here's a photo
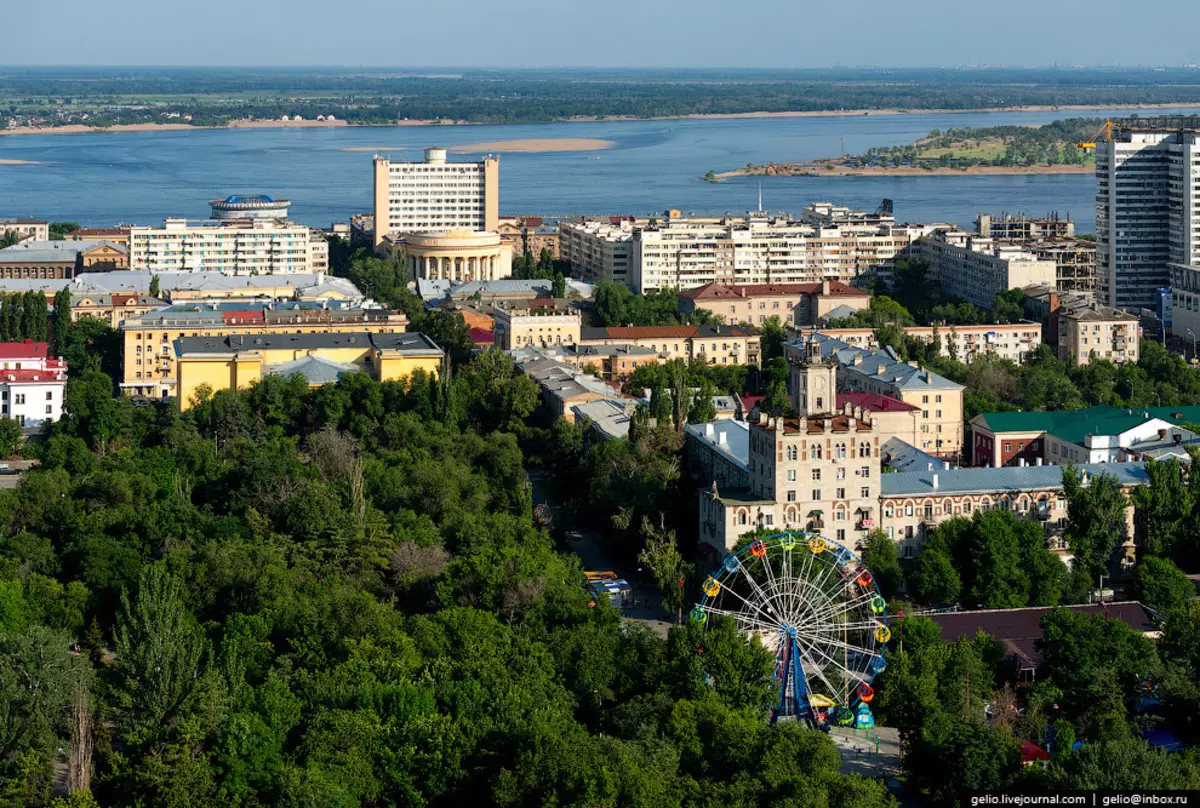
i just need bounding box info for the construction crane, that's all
[1076,120,1113,150]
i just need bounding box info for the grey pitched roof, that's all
[0,240,126,263]
[264,355,360,384]
[881,437,948,473]
[684,420,750,471]
[801,334,964,391]
[572,398,637,440]
[59,271,362,299]
[880,461,1152,497]
[418,278,595,302]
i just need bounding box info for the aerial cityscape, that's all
[4,7,1200,806]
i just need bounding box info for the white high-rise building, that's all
[129,219,328,275]
[1096,120,1200,311]
[372,147,499,246]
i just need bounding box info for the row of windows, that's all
[784,487,872,502]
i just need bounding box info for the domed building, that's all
[210,194,290,220]
[391,229,513,283]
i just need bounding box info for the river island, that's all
[705,117,1103,180]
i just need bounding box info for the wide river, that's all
[4,106,1200,231]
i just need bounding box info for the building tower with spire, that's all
[789,333,839,416]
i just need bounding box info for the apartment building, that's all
[787,335,965,458]
[557,219,635,285]
[677,280,870,326]
[801,201,895,229]
[372,147,499,245]
[121,302,407,399]
[0,341,66,427]
[174,331,442,409]
[813,322,1042,365]
[916,228,1057,309]
[1056,303,1140,365]
[579,324,761,367]
[632,217,917,293]
[975,212,1075,240]
[1096,118,1200,311]
[1169,263,1200,342]
[0,218,49,243]
[129,219,328,275]
[492,299,582,350]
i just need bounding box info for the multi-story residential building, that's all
[579,324,761,367]
[632,217,918,294]
[1095,118,1200,311]
[788,335,965,458]
[813,322,1042,365]
[0,341,66,427]
[492,299,582,350]
[1056,303,1140,365]
[801,201,896,230]
[174,331,442,409]
[561,211,919,293]
[0,240,127,279]
[382,230,512,283]
[558,219,635,285]
[916,228,1058,309]
[1169,263,1200,343]
[129,219,328,275]
[969,405,1200,467]
[497,216,559,260]
[677,280,870,326]
[372,147,499,245]
[69,293,166,327]
[975,212,1075,240]
[121,302,407,399]
[0,218,49,243]
[49,271,363,305]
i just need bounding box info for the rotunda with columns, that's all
[401,230,513,283]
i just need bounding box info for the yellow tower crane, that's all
[1076,120,1113,150]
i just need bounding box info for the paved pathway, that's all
[828,725,902,779]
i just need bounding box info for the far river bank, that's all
[2,101,1198,138]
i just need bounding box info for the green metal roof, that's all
[978,405,1200,444]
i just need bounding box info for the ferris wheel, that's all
[689,532,890,728]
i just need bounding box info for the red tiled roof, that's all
[222,311,265,324]
[594,325,700,339]
[837,392,918,413]
[67,228,129,238]
[738,394,765,412]
[680,281,867,300]
[0,340,48,359]
[469,328,494,345]
[0,368,67,384]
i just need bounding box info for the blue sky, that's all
[5,0,1199,67]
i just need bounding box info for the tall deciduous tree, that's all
[112,565,210,741]
[1061,464,1127,581]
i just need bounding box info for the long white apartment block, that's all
[129,218,328,275]
[916,228,1057,309]
[561,209,920,293]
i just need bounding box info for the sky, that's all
[5,0,1200,68]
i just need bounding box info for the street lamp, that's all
[1189,329,1197,362]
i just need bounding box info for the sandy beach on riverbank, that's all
[0,119,348,137]
[340,138,614,153]
[715,162,1094,180]
[0,159,42,165]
